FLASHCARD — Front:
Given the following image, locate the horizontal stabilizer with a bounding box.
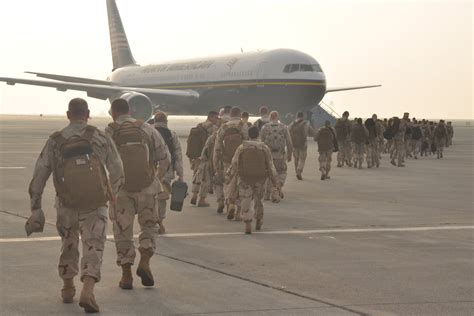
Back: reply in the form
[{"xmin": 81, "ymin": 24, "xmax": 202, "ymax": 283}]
[
  {"xmin": 326, "ymin": 85, "xmax": 381, "ymax": 93},
  {"xmin": 25, "ymin": 72, "xmax": 112, "ymax": 85}
]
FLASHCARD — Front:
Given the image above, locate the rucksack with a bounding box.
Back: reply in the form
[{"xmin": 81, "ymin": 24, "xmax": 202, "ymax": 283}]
[
  {"xmin": 364, "ymin": 119, "xmax": 376, "ymax": 140},
  {"xmin": 223, "ymin": 123, "xmax": 244, "ymax": 163},
  {"xmin": 317, "ymin": 127, "xmax": 335, "ymax": 152},
  {"xmin": 239, "ymin": 145, "xmax": 268, "ymax": 184},
  {"xmin": 263, "ymin": 124, "xmax": 287, "ymax": 152},
  {"xmin": 255, "ymin": 119, "xmax": 267, "ymax": 131},
  {"xmin": 334, "ymin": 119, "xmax": 349, "ymax": 140},
  {"xmin": 384, "ymin": 118, "xmax": 400, "ymax": 140},
  {"xmin": 412, "ymin": 126, "xmax": 422, "ymax": 140},
  {"xmin": 186, "ymin": 125, "xmax": 208, "ymax": 159},
  {"xmin": 109, "ymin": 120, "xmax": 155, "ymax": 192},
  {"xmin": 51, "ymin": 126, "xmax": 109, "ymax": 211},
  {"xmin": 289, "ymin": 120, "xmax": 307, "ymax": 149},
  {"xmin": 157, "ymin": 127, "xmax": 175, "ymax": 166},
  {"xmin": 352, "ymin": 125, "xmax": 367, "ymax": 144}
]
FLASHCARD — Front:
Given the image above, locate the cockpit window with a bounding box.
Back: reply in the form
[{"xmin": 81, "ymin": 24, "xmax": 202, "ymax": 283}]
[{"xmin": 283, "ymin": 63, "xmax": 322, "ymax": 73}]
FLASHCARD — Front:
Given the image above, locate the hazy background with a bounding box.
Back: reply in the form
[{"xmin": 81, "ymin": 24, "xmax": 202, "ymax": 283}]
[{"xmin": 0, "ymin": 0, "xmax": 472, "ymax": 119}]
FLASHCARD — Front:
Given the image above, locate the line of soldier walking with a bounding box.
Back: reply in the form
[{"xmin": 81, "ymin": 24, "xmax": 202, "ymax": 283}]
[{"xmin": 24, "ymin": 97, "xmax": 455, "ymax": 313}]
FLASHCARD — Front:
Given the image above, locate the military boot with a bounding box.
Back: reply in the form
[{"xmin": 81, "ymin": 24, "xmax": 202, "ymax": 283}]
[
  {"xmin": 397, "ymin": 163, "xmax": 405, "ymax": 167},
  {"xmin": 256, "ymin": 219, "xmax": 263, "ymax": 231},
  {"xmin": 61, "ymin": 278, "xmax": 75, "ymax": 304},
  {"xmin": 158, "ymin": 220, "xmax": 166, "ymax": 235},
  {"xmin": 227, "ymin": 204, "xmax": 236, "ymax": 220},
  {"xmin": 197, "ymin": 197, "xmax": 210, "ymax": 207},
  {"xmin": 137, "ymin": 247, "xmax": 154, "ymax": 287},
  {"xmin": 79, "ymin": 276, "xmax": 99, "ymax": 313},
  {"xmin": 190, "ymin": 193, "xmax": 197, "ymax": 205},
  {"xmin": 245, "ymin": 221, "xmax": 252, "ymax": 234},
  {"xmin": 440, "ymin": 152, "xmax": 443, "ymax": 158},
  {"xmin": 390, "ymin": 159, "xmax": 396, "ymax": 166},
  {"xmin": 217, "ymin": 202, "xmax": 225, "ymax": 214},
  {"xmin": 119, "ymin": 264, "xmax": 133, "ymax": 290}
]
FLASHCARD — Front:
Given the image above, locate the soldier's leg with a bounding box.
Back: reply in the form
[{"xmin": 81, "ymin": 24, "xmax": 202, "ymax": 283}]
[
  {"xmin": 318, "ymin": 152, "xmax": 326, "ymax": 179},
  {"xmin": 297, "ymin": 148, "xmax": 307, "ymax": 175},
  {"xmin": 56, "ymin": 206, "xmax": 80, "ymax": 303},
  {"xmin": 326, "ymin": 151, "xmax": 333, "ymax": 178},
  {"xmin": 239, "ymin": 181, "xmax": 254, "ymax": 234},
  {"xmin": 337, "ymin": 141, "xmax": 344, "ymax": 166},
  {"xmin": 78, "ymin": 207, "xmax": 107, "ymax": 313},
  {"xmin": 345, "ymin": 141, "xmax": 353, "ymax": 166},
  {"xmin": 254, "ymin": 182, "xmax": 265, "ymax": 230},
  {"xmin": 197, "ymin": 165, "xmax": 210, "ymax": 207},
  {"xmin": 293, "ymin": 149, "xmax": 300, "ymax": 172},
  {"xmin": 113, "ymin": 192, "xmax": 137, "ymax": 266},
  {"xmin": 190, "ymin": 159, "xmax": 201, "ymax": 205},
  {"xmin": 274, "ymin": 159, "xmax": 287, "ymax": 197}
]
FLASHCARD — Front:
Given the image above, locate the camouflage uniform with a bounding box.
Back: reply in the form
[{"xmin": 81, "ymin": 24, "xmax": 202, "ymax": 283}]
[
  {"xmin": 29, "ymin": 120, "xmax": 124, "ymax": 282},
  {"xmin": 253, "ymin": 116, "xmax": 270, "ymax": 133},
  {"xmin": 196, "ymin": 130, "xmax": 223, "ymax": 204},
  {"xmin": 421, "ymin": 124, "xmax": 432, "ymax": 156},
  {"xmin": 315, "ymin": 126, "xmax": 336, "ymax": 178},
  {"xmin": 155, "ymin": 121, "xmax": 184, "ymax": 220},
  {"xmin": 213, "ymin": 118, "xmax": 249, "ymax": 206},
  {"xmin": 391, "ymin": 119, "xmax": 407, "ymax": 166},
  {"xmin": 433, "ymin": 123, "xmax": 448, "ymax": 158},
  {"xmin": 106, "ymin": 115, "xmax": 170, "ymax": 266},
  {"xmin": 288, "ymin": 119, "xmax": 314, "ymax": 176},
  {"xmin": 351, "ymin": 123, "xmax": 369, "ymax": 168},
  {"xmin": 447, "ymin": 124, "xmax": 454, "ymax": 147},
  {"xmin": 260, "ymin": 121, "xmax": 293, "ymax": 197},
  {"xmin": 334, "ymin": 118, "xmax": 352, "ymax": 166},
  {"xmin": 226, "ymin": 141, "xmax": 277, "ymax": 225},
  {"xmin": 366, "ymin": 121, "xmax": 381, "ymax": 168},
  {"xmin": 376, "ymin": 120, "xmax": 385, "ymax": 158},
  {"xmin": 190, "ymin": 120, "xmax": 215, "ymax": 197}
]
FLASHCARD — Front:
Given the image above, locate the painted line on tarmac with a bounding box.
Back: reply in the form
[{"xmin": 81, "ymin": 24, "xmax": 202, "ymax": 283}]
[
  {"xmin": 1, "ymin": 225, "xmax": 473, "ymax": 243},
  {"xmin": 0, "ymin": 167, "xmax": 26, "ymax": 169}
]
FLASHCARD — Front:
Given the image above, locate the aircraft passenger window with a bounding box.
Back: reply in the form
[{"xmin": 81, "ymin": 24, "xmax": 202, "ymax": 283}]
[{"xmin": 283, "ymin": 64, "xmax": 291, "ymax": 73}]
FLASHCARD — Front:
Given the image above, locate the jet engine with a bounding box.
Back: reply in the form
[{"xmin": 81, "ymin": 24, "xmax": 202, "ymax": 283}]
[{"xmin": 117, "ymin": 92, "xmax": 155, "ymax": 121}]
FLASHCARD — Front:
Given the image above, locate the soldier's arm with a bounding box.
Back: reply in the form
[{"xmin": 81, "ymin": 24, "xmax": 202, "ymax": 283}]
[
  {"xmin": 213, "ymin": 128, "xmax": 224, "ymax": 174},
  {"xmin": 226, "ymin": 145, "xmax": 242, "ymax": 179},
  {"xmin": 263, "ymin": 145, "xmax": 278, "ymax": 186},
  {"xmin": 284, "ymin": 126, "xmax": 294, "ymax": 155},
  {"xmin": 151, "ymin": 128, "xmax": 171, "ymax": 179},
  {"xmin": 172, "ymin": 132, "xmax": 184, "ymax": 179},
  {"xmin": 104, "ymin": 134, "xmax": 125, "ymax": 194},
  {"xmin": 28, "ymin": 139, "xmax": 54, "ymax": 211}
]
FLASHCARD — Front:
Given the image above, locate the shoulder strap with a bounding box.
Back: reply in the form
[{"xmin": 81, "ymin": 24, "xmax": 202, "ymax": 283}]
[
  {"xmin": 134, "ymin": 120, "xmax": 144, "ymax": 127},
  {"xmin": 82, "ymin": 125, "xmax": 97, "ymax": 141},
  {"xmin": 50, "ymin": 131, "xmax": 67, "ymax": 147},
  {"xmin": 108, "ymin": 122, "xmax": 120, "ymax": 130}
]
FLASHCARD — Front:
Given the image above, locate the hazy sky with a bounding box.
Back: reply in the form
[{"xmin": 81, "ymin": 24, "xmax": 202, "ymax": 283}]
[{"xmin": 0, "ymin": 0, "xmax": 472, "ymax": 119}]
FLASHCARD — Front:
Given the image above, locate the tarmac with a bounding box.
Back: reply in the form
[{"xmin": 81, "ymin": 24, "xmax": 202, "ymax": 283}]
[{"xmin": 0, "ymin": 115, "xmax": 473, "ymax": 316}]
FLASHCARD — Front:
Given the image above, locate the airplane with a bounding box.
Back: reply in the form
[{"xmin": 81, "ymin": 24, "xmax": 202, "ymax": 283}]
[{"xmin": 0, "ymin": 0, "xmax": 380, "ymax": 125}]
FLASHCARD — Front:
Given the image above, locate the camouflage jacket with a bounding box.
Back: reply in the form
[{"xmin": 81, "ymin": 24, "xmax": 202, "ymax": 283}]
[{"xmin": 260, "ymin": 121, "xmax": 293, "ymax": 159}]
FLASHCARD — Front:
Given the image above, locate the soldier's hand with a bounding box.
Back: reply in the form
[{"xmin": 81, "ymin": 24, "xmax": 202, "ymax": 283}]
[{"xmin": 25, "ymin": 209, "xmax": 45, "ymax": 236}]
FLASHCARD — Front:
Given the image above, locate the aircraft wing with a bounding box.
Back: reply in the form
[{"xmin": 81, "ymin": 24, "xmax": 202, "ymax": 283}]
[
  {"xmin": 326, "ymin": 85, "xmax": 381, "ymax": 93},
  {"xmin": 0, "ymin": 77, "xmax": 199, "ymax": 105},
  {"xmin": 25, "ymin": 71, "xmax": 113, "ymax": 85}
]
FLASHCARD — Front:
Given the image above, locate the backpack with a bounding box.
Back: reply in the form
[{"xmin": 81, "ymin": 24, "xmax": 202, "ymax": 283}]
[
  {"xmin": 317, "ymin": 127, "xmax": 335, "ymax": 152},
  {"xmin": 263, "ymin": 124, "xmax": 287, "ymax": 152},
  {"xmin": 364, "ymin": 119, "xmax": 376, "ymax": 140},
  {"xmin": 384, "ymin": 118, "xmax": 400, "ymax": 140},
  {"xmin": 239, "ymin": 146, "xmax": 268, "ymax": 184},
  {"xmin": 186, "ymin": 125, "xmax": 208, "ymax": 159},
  {"xmin": 412, "ymin": 126, "xmax": 422, "ymax": 140},
  {"xmin": 51, "ymin": 126, "xmax": 109, "ymax": 211},
  {"xmin": 109, "ymin": 120, "xmax": 155, "ymax": 192},
  {"xmin": 223, "ymin": 124, "xmax": 244, "ymax": 163},
  {"xmin": 434, "ymin": 125, "xmax": 447, "ymax": 138},
  {"xmin": 352, "ymin": 125, "xmax": 367, "ymax": 144},
  {"xmin": 289, "ymin": 120, "xmax": 307, "ymax": 149},
  {"xmin": 334, "ymin": 119, "xmax": 349, "ymax": 140},
  {"xmin": 157, "ymin": 127, "xmax": 175, "ymax": 166}
]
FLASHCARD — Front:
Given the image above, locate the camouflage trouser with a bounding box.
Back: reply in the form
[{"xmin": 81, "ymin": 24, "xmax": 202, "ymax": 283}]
[
  {"xmin": 191, "ymin": 159, "xmax": 203, "ymax": 196},
  {"xmin": 435, "ymin": 137, "xmax": 446, "ymax": 154},
  {"xmin": 337, "ymin": 140, "xmax": 352, "ymax": 164},
  {"xmin": 366, "ymin": 140, "xmax": 379, "ymax": 167},
  {"xmin": 391, "ymin": 137, "xmax": 405, "ymax": 164},
  {"xmin": 447, "ymin": 135, "xmax": 453, "ymax": 146},
  {"xmin": 239, "ymin": 179, "xmax": 265, "ymax": 223},
  {"xmin": 405, "ymin": 138, "xmax": 412, "ymax": 157},
  {"xmin": 223, "ymin": 162, "xmax": 238, "ymax": 205},
  {"xmin": 158, "ymin": 173, "xmax": 175, "ymax": 221},
  {"xmin": 112, "ymin": 179, "xmax": 160, "ymax": 266},
  {"xmin": 56, "ymin": 203, "xmax": 107, "ymax": 282},
  {"xmin": 412, "ymin": 139, "xmax": 422, "ymax": 157},
  {"xmin": 352, "ymin": 143, "xmax": 366, "ymax": 165},
  {"xmin": 293, "ymin": 147, "xmax": 307, "ymax": 175},
  {"xmin": 378, "ymin": 137, "xmax": 385, "ymax": 156},
  {"xmin": 318, "ymin": 150, "xmax": 332, "ymax": 176},
  {"xmin": 265, "ymin": 158, "xmax": 287, "ymax": 198},
  {"xmin": 192, "ymin": 161, "xmax": 211, "ymax": 199}
]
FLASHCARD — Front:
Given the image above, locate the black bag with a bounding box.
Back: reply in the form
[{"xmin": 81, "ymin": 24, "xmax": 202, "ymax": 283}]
[{"xmin": 170, "ymin": 180, "xmax": 188, "ymax": 212}]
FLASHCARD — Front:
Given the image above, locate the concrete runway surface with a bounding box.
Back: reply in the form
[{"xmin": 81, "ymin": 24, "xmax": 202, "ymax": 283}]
[{"xmin": 0, "ymin": 115, "xmax": 473, "ymax": 316}]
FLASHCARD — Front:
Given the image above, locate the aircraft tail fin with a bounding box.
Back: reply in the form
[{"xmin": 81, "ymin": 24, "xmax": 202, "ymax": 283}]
[{"xmin": 106, "ymin": 0, "xmax": 137, "ymax": 70}]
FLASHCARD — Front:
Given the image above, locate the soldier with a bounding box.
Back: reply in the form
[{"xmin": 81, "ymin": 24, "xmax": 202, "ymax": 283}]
[
  {"xmin": 260, "ymin": 111, "xmax": 293, "ymax": 199},
  {"xmin": 364, "ymin": 117, "xmax": 379, "ymax": 168},
  {"xmin": 390, "ymin": 114, "xmax": 408, "ymax": 167},
  {"xmin": 288, "ymin": 111, "xmax": 314, "ymax": 180},
  {"xmin": 351, "ymin": 118, "xmax": 369, "ymax": 169},
  {"xmin": 253, "ymin": 105, "xmax": 270, "ymax": 131},
  {"xmin": 188, "ymin": 111, "xmax": 218, "ymax": 205},
  {"xmin": 227, "ymin": 126, "xmax": 278, "ymax": 234},
  {"xmin": 373, "ymin": 115, "xmax": 385, "ymax": 159},
  {"xmin": 334, "ymin": 111, "xmax": 352, "ymax": 167},
  {"xmin": 214, "ymin": 106, "xmax": 249, "ymax": 219},
  {"xmin": 420, "ymin": 120, "xmax": 431, "ymax": 157},
  {"xmin": 106, "ymin": 99, "xmax": 170, "ymax": 291},
  {"xmin": 314, "ymin": 120, "xmax": 337, "ymax": 180},
  {"xmin": 411, "ymin": 119, "xmax": 423, "ymax": 159},
  {"xmin": 26, "ymin": 98, "xmax": 124, "ymax": 313},
  {"xmin": 446, "ymin": 121, "xmax": 454, "ymax": 146},
  {"xmin": 154, "ymin": 111, "xmax": 184, "ymax": 231},
  {"xmin": 241, "ymin": 111, "xmax": 253, "ymax": 128},
  {"xmin": 433, "ymin": 120, "xmax": 448, "ymax": 158}
]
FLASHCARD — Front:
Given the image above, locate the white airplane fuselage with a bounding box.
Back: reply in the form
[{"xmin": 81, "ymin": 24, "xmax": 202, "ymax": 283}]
[{"xmin": 108, "ymin": 48, "xmax": 326, "ymax": 117}]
